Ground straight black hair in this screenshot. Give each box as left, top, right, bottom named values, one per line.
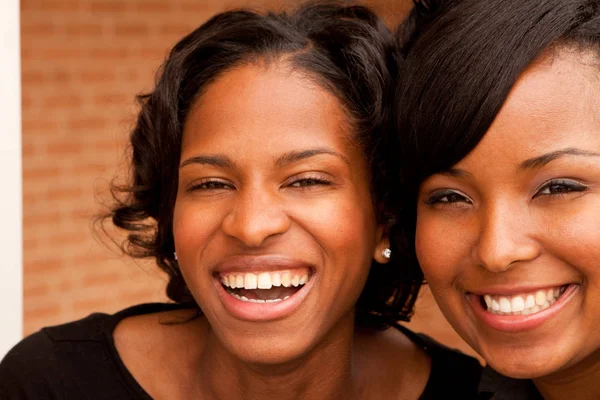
left=392, top=0, right=600, bottom=285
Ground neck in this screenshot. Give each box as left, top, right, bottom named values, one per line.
left=534, top=349, right=600, bottom=400
left=196, top=316, right=364, bottom=400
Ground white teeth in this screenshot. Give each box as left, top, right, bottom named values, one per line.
left=511, top=296, right=525, bottom=312
left=257, top=273, right=272, bottom=289
left=220, top=270, right=310, bottom=289
left=227, top=292, right=288, bottom=303
left=535, top=291, right=546, bottom=306
left=491, top=299, right=500, bottom=311
left=484, top=287, right=566, bottom=316
left=499, top=297, right=511, bottom=313
left=484, top=295, right=492, bottom=308
left=244, top=273, right=257, bottom=290
left=236, top=275, right=244, bottom=289
left=272, top=273, right=281, bottom=287
left=281, top=272, right=291, bottom=287
left=525, top=295, right=535, bottom=308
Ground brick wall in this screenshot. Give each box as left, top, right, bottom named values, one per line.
left=21, top=0, right=477, bottom=358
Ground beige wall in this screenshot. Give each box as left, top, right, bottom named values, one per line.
left=21, top=0, right=477, bottom=359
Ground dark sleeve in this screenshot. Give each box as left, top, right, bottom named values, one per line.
left=418, top=333, right=483, bottom=400
left=0, top=331, right=63, bottom=400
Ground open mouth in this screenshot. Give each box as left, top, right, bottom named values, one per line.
left=481, top=285, right=569, bottom=316
left=219, top=268, right=313, bottom=303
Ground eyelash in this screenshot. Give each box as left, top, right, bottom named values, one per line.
left=424, top=179, right=589, bottom=206
left=186, top=175, right=332, bottom=192
left=187, top=179, right=234, bottom=192
left=424, top=190, right=471, bottom=206
left=534, top=179, right=588, bottom=198
left=287, top=175, right=332, bottom=189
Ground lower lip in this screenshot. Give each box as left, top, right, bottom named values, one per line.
left=469, top=284, right=579, bottom=333
left=215, top=274, right=316, bottom=322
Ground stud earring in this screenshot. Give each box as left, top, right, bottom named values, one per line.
left=382, top=248, right=391, bottom=259
left=174, top=251, right=178, bottom=261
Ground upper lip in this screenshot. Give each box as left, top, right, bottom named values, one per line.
left=468, top=283, right=572, bottom=297
left=214, top=255, right=314, bottom=274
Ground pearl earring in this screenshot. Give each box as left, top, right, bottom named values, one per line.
left=174, top=251, right=178, bottom=261
left=382, top=248, right=391, bottom=259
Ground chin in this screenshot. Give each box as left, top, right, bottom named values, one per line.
left=481, top=343, right=570, bottom=379
left=225, top=333, right=318, bottom=366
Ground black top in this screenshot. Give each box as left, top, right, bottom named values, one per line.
left=0, top=303, right=482, bottom=399
left=477, top=367, right=543, bottom=400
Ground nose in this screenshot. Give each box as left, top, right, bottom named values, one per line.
left=474, top=202, right=540, bottom=273
left=221, top=187, right=291, bottom=248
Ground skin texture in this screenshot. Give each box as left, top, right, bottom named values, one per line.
left=415, top=49, right=600, bottom=400
left=114, top=62, right=430, bottom=400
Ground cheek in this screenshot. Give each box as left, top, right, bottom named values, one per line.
left=415, top=212, right=465, bottom=285
left=293, top=194, right=377, bottom=259
left=172, top=199, right=224, bottom=263
left=542, top=197, right=600, bottom=283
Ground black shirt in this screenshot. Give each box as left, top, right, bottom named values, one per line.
left=478, top=366, right=543, bottom=400
left=0, top=303, right=482, bottom=399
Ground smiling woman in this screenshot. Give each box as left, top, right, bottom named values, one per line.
left=0, top=1, right=482, bottom=399
left=396, top=0, right=600, bottom=399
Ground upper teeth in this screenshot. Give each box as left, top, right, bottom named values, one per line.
left=483, top=286, right=566, bottom=316
left=220, top=269, right=310, bottom=290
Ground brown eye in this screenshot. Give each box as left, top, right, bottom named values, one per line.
left=188, top=179, right=234, bottom=192
left=534, top=179, right=588, bottom=198
left=425, top=190, right=472, bottom=205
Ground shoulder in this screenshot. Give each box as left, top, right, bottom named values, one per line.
left=0, top=329, right=61, bottom=398
left=414, top=331, right=483, bottom=399
left=0, top=303, right=186, bottom=399
left=0, top=312, right=110, bottom=399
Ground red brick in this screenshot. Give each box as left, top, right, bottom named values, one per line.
left=24, top=283, right=51, bottom=299
left=22, top=23, right=56, bottom=36
left=93, top=93, right=131, bottom=106
left=45, top=186, right=84, bottom=201
left=21, top=70, right=46, bottom=84
left=134, top=1, right=172, bottom=13
left=114, top=23, right=149, bottom=37
left=43, top=94, right=83, bottom=109
left=159, top=23, right=195, bottom=37
left=23, top=211, right=63, bottom=227
left=68, top=117, right=107, bottom=131
left=46, top=141, right=85, bottom=156
left=24, top=258, right=63, bottom=274
left=64, top=24, right=103, bottom=36
left=22, top=119, right=60, bottom=133
left=89, top=1, right=128, bottom=13
left=79, top=69, right=116, bottom=83
left=22, top=166, right=62, bottom=181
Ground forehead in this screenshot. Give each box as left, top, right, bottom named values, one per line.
left=181, top=62, right=355, bottom=154
left=458, top=49, right=600, bottom=170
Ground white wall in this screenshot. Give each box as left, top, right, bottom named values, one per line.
left=0, top=0, right=22, bottom=359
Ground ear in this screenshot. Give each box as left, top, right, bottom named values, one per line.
left=373, top=224, right=391, bottom=264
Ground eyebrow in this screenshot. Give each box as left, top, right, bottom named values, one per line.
left=275, top=148, right=350, bottom=168
left=180, top=154, right=234, bottom=169
left=438, top=168, right=473, bottom=178
left=519, top=148, right=600, bottom=170
left=179, top=148, right=349, bottom=169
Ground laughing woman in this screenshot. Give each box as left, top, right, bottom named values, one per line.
left=0, top=2, right=480, bottom=400
left=396, top=0, right=600, bottom=399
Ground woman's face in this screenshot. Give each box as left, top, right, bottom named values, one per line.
left=173, top=62, right=387, bottom=364
left=416, top=51, right=600, bottom=379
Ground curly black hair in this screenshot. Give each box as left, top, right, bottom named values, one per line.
left=108, top=1, right=423, bottom=329
left=392, top=0, right=600, bottom=288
